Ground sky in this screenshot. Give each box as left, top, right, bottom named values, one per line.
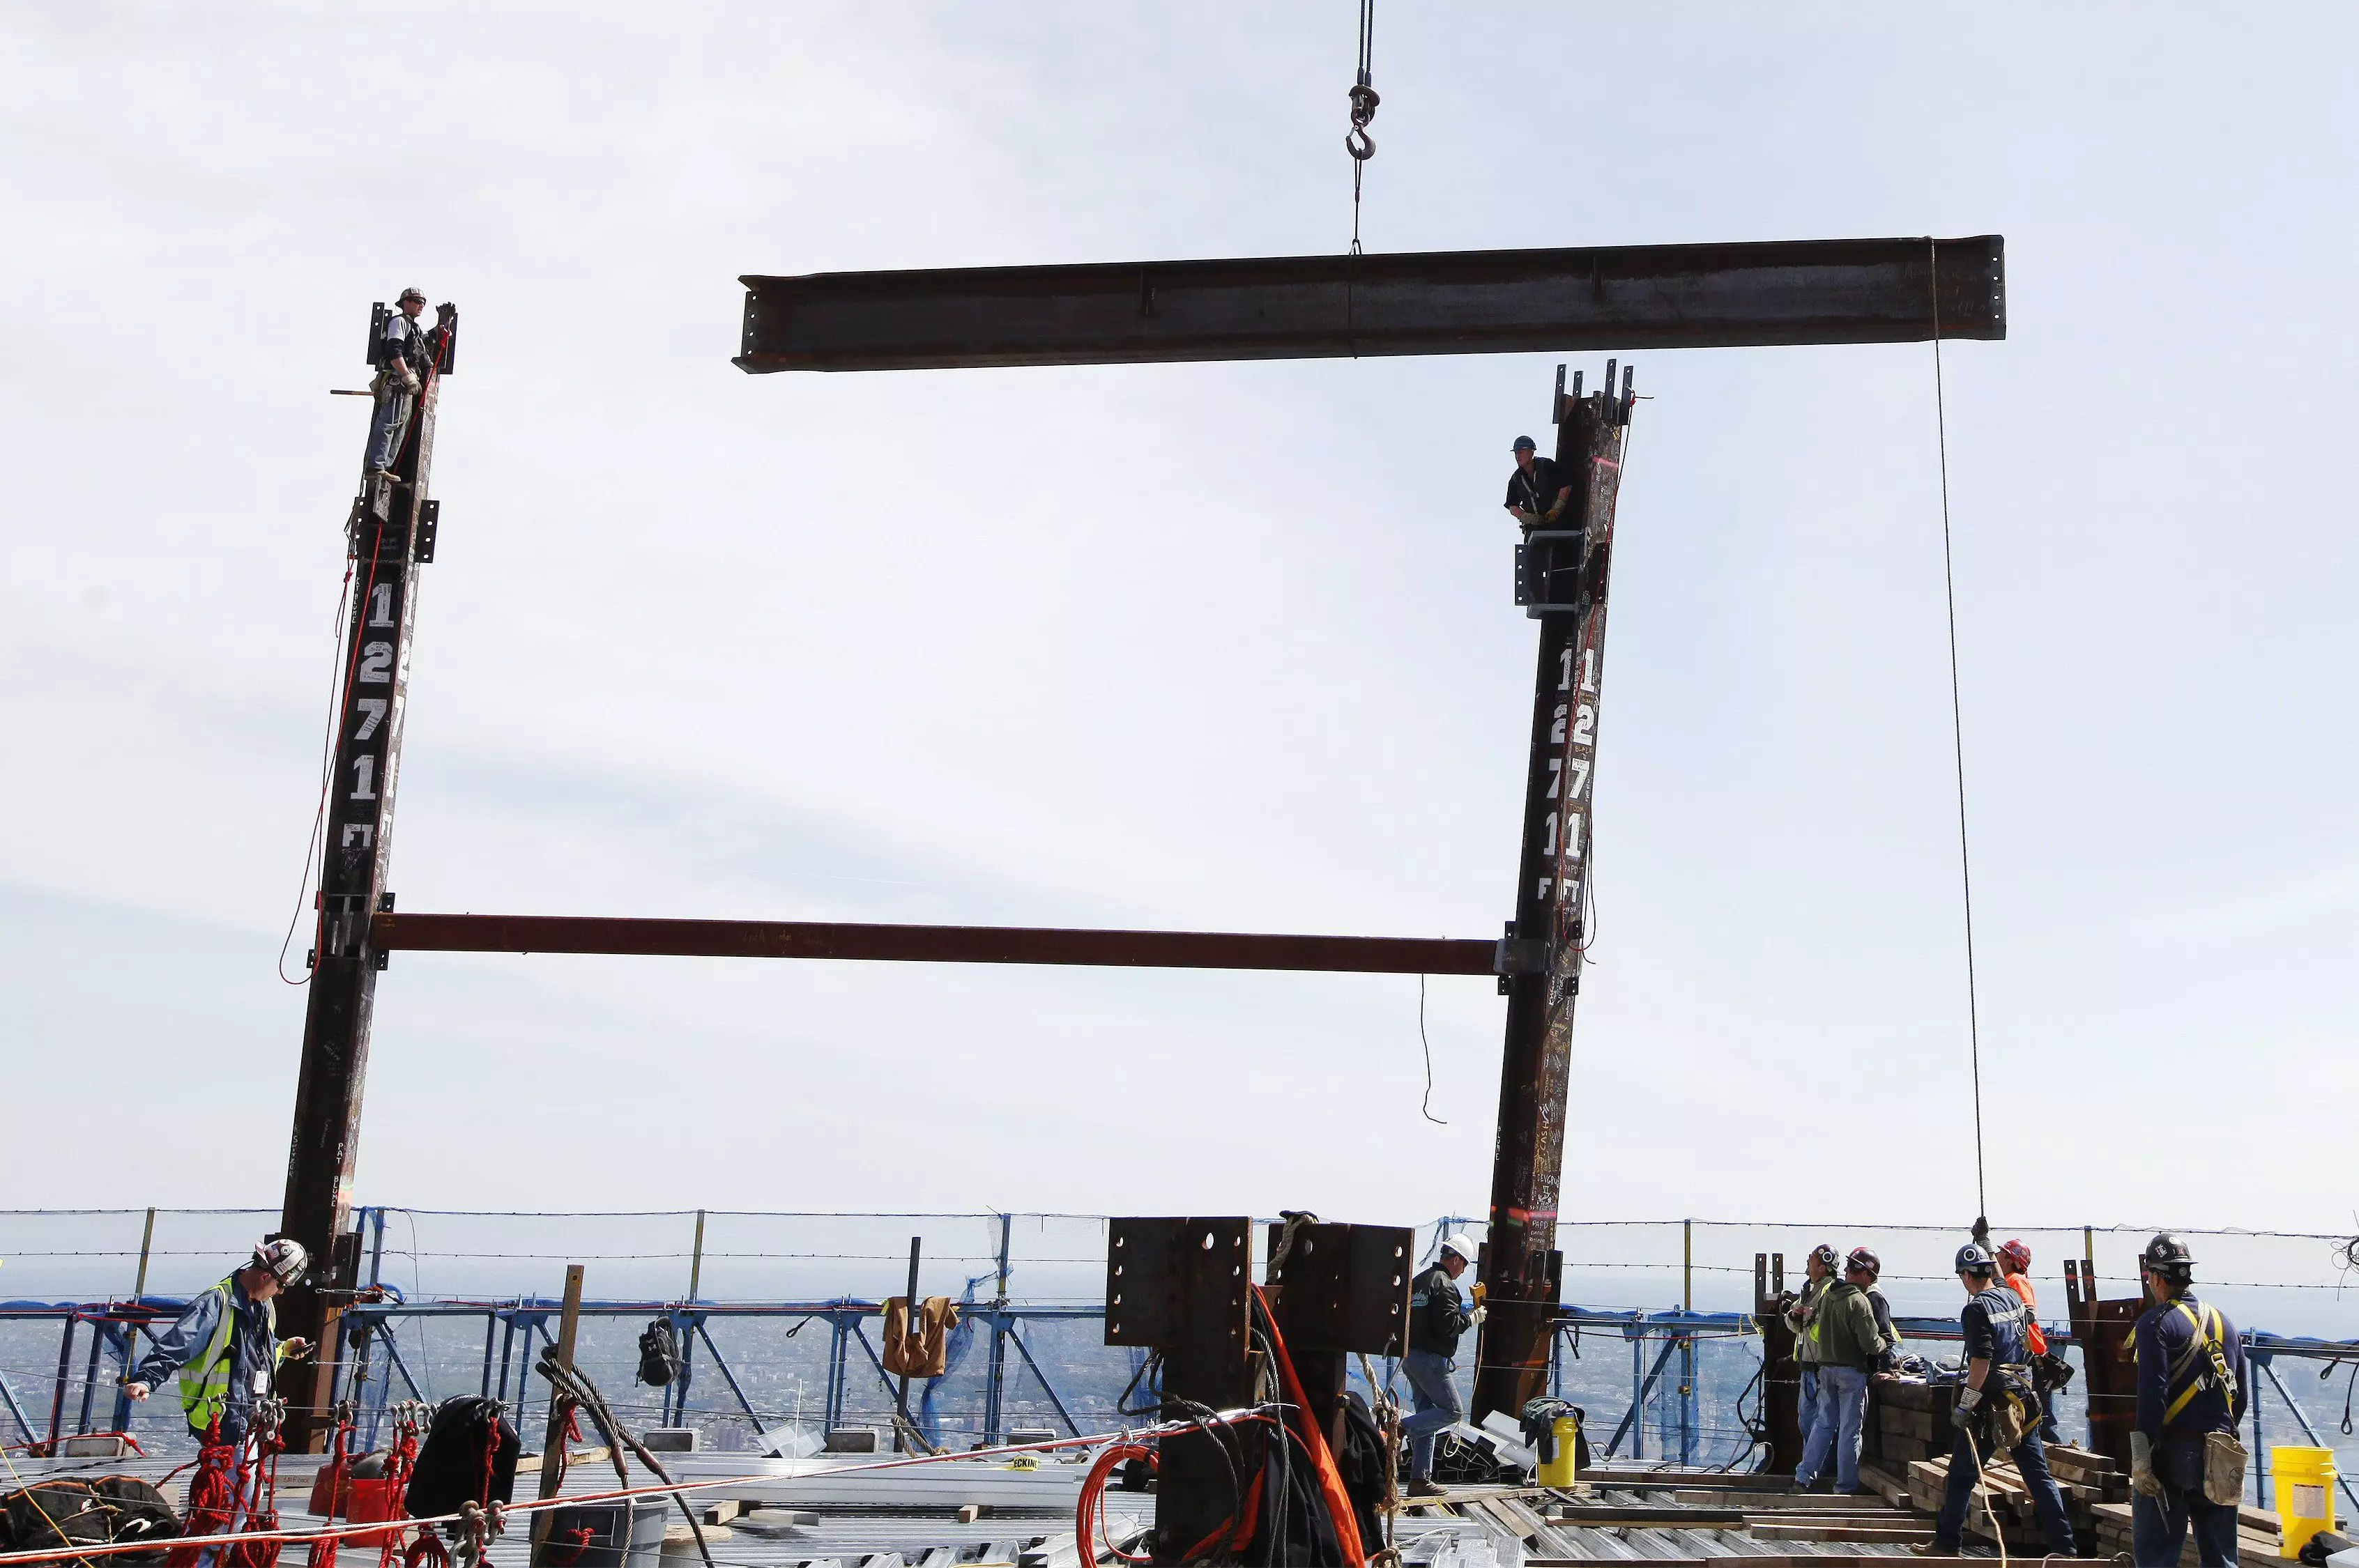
left=3, top=4, right=2354, bottom=1250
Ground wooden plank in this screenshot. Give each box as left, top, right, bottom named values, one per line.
left=1748, top=1521, right=1934, bottom=1542
left=1879, top=1406, right=1938, bottom=1440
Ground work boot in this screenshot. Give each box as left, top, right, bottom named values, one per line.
left=1405, top=1479, right=1444, bottom=1499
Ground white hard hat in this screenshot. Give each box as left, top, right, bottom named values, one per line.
left=1438, top=1233, right=1479, bottom=1266
left=253, top=1238, right=311, bottom=1286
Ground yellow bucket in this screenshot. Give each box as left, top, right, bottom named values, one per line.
left=1537, top=1413, right=1581, bottom=1488
left=2271, top=1445, right=2337, bottom=1559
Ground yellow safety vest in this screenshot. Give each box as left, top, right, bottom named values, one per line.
left=177, top=1276, right=277, bottom=1431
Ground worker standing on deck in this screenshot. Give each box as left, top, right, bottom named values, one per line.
left=121, top=1240, right=312, bottom=1446
left=365, top=288, right=434, bottom=484
left=1400, top=1232, right=1482, bottom=1497
left=1503, top=437, right=1571, bottom=532
left=1793, top=1251, right=1889, bottom=1494
left=1847, top=1247, right=1903, bottom=1371
left=1781, top=1243, right=1838, bottom=1463
left=1996, top=1238, right=2059, bottom=1440
left=1921, top=1243, right=2075, bottom=1557
left=2129, top=1233, right=2248, bottom=1568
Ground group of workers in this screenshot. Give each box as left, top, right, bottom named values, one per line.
left=1776, top=1229, right=2250, bottom=1567
left=109, top=1221, right=2257, bottom=1568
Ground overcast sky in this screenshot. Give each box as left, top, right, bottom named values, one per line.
left=3, top=4, right=2353, bottom=1246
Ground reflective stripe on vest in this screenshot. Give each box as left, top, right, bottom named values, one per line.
left=177, top=1278, right=238, bottom=1428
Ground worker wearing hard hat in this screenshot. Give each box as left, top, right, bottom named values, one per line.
left=121, top=1239, right=314, bottom=1446
left=1779, top=1243, right=1838, bottom=1465
left=2129, top=1233, right=2248, bottom=1568
left=1400, top=1232, right=1483, bottom=1497
left=1920, top=1242, right=2075, bottom=1557
left=1503, top=437, right=1572, bottom=532
left=365, top=288, right=434, bottom=484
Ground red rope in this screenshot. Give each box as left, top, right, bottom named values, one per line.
left=1074, top=1443, right=1154, bottom=1565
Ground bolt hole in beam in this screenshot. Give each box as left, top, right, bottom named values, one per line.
left=735, top=236, right=2003, bottom=373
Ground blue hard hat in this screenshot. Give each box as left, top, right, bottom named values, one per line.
left=1511, top=436, right=1538, bottom=452
left=1954, top=1242, right=1997, bottom=1274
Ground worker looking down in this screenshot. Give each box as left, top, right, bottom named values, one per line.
left=122, top=1240, right=312, bottom=1445
left=1849, top=1247, right=1903, bottom=1371
left=1401, top=1231, right=1483, bottom=1497
left=2130, top=1233, right=2249, bottom=1568
left=365, top=288, right=434, bottom=484
left=1794, top=1248, right=1891, bottom=1494
left=1504, top=436, right=1571, bottom=532
left=1922, top=1243, right=2075, bottom=1557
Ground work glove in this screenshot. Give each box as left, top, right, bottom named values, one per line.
left=1468, top=1305, right=1488, bottom=1327
left=2130, top=1432, right=2164, bottom=1498
left=1950, top=1386, right=1981, bottom=1431
left=395, top=361, right=421, bottom=393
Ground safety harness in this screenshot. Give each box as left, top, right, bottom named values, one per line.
left=2162, top=1299, right=2238, bottom=1424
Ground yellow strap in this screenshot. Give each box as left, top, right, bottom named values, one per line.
left=2161, top=1303, right=2223, bottom=1422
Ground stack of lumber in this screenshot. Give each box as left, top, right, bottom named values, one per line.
left=1866, top=1376, right=1957, bottom=1467
left=1903, top=1456, right=2052, bottom=1551
left=2047, top=1442, right=2129, bottom=1504
left=2088, top=1498, right=2284, bottom=1566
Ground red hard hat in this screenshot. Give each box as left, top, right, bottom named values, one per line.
left=1997, top=1238, right=2032, bottom=1275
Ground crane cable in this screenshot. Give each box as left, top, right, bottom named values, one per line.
left=1346, top=0, right=1377, bottom=256
left=1929, top=239, right=1988, bottom=1223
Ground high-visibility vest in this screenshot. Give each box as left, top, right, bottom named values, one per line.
left=177, top=1277, right=274, bottom=1431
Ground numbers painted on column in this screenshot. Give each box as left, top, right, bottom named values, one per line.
left=1549, top=703, right=1567, bottom=744
left=358, top=642, right=392, bottom=683
left=353, top=698, right=387, bottom=741
left=1568, top=703, right=1596, bottom=748
left=350, top=755, right=377, bottom=801
left=1558, top=647, right=1575, bottom=692
left=1580, top=646, right=1598, bottom=694
left=369, top=583, right=395, bottom=628
left=1563, top=758, right=1590, bottom=801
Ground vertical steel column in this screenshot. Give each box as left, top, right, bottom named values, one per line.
left=984, top=1214, right=1013, bottom=1445
left=109, top=1210, right=153, bottom=1434
left=824, top=1316, right=847, bottom=1431
left=537, top=1266, right=586, bottom=1511
left=891, top=1238, right=921, bottom=1451
left=1474, top=367, right=1631, bottom=1423
left=47, top=1316, right=77, bottom=1447
left=1681, top=1219, right=1695, bottom=1466
left=280, top=304, right=456, bottom=1453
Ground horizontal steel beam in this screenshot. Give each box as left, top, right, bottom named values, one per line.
left=372, top=912, right=1498, bottom=976
left=735, top=235, right=2003, bottom=371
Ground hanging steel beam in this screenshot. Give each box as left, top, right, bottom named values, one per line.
left=372, top=911, right=1499, bottom=976
left=735, top=235, right=2003, bottom=372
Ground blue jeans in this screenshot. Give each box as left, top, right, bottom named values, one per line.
left=366, top=383, right=413, bottom=472
left=2132, top=1440, right=2240, bottom=1567
left=1932, top=1420, right=2076, bottom=1554
left=1400, top=1349, right=1462, bottom=1482
left=1795, top=1365, right=1869, bottom=1491
left=1794, top=1365, right=1822, bottom=1464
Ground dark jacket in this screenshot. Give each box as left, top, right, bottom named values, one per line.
left=1813, top=1282, right=1888, bottom=1371
left=2135, top=1293, right=2246, bottom=1445
left=1409, top=1263, right=1471, bottom=1358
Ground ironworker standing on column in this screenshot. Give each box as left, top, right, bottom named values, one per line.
left=365, top=287, right=434, bottom=484
left=1503, top=436, right=1571, bottom=532
left=2129, top=1233, right=2248, bottom=1568
left=1921, top=1243, right=2075, bottom=1558
left=1401, top=1233, right=1483, bottom=1497
left=121, top=1240, right=312, bottom=1446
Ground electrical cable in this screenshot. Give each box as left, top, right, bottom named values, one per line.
left=1928, top=238, right=1990, bottom=1222
left=1416, top=975, right=1446, bottom=1125
left=275, top=556, right=357, bottom=984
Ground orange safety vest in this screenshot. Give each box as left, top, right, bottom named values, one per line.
left=2003, top=1272, right=2050, bottom=1357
